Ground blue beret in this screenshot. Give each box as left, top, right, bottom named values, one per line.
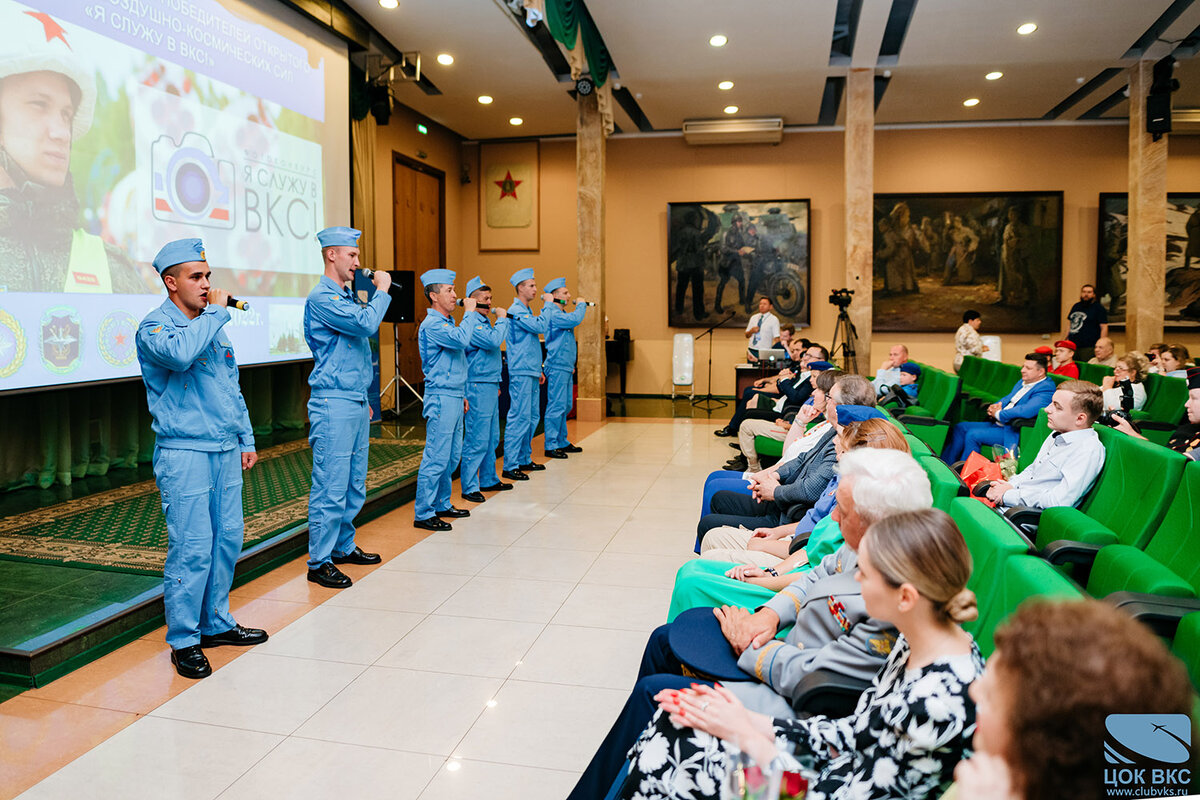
left=153, top=238, right=205, bottom=274
left=420, top=269, right=456, bottom=287
left=509, top=267, right=535, bottom=287
left=544, top=277, right=566, bottom=293
left=836, top=404, right=888, bottom=424
left=465, top=276, right=489, bottom=297
left=899, top=362, right=921, bottom=377
left=316, top=226, right=361, bottom=248
left=808, top=360, right=834, bottom=371
left=666, top=608, right=755, bottom=682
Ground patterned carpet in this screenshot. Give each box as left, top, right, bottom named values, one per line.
left=0, top=439, right=424, bottom=574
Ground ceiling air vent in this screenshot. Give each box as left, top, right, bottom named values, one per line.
left=682, top=117, right=784, bottom=145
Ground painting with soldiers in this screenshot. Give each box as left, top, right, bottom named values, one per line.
left=871, top=192, right=1064, bottom=332
left=666, top=200, right=810, bottom=328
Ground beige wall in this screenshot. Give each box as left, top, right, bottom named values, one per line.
left=375, top=117, right=1200, bottom=396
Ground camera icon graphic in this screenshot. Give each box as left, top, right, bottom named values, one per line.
left=151, top=132, right=235, bottom=229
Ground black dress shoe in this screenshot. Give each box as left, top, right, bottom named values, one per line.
left=501, top=469, right=529, bottom=481
left=415, top=516, right=453, bottom=531
left=201, top=624, right=269, bottom=648
left=480, top=482, right=514, bottom=491
left=171, top=645, right=212, bottom=679
left=544, top=449, right=568, bottom=459
left=332, top=546, right=382, bottom=565
left=562, top=443, right=583, bottom=453
left=520, top=462, right=547, bottom=471
left=307, top=562, right=353, bottom=589
left=462, top=491, right=486, bottom=503
left=729, top=442, right=742, bottom=449
left=436, top=506, right=470, bottom=518
left=723, top=458, right=748, bottom=471
left=714, top=428, right=734, bottom=437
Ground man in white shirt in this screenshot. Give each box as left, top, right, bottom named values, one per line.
left=985, top=380, right=1106, bottom=509
left=744, top=296, right=780, bottom=357
left=872, top=344, right=909, bottom=395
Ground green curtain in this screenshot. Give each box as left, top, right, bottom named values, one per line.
left=0, top=361, right=311, bottom=491
left=544, top=0, right=612, bottom=87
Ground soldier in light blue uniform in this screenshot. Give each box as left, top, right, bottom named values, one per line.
left=136, top=238, right=267, bottom=679
left=302, top=227, right=392, bottom=590
left=541, top=277, right=589, bottom=458
left=460, top=275, right=512, bottom=503
left=502, top=268, right=555, bottom=481
left=415, top=269, right=475, bottom=531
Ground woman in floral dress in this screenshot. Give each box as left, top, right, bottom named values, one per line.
left=620, top=508, right=983, bottom=800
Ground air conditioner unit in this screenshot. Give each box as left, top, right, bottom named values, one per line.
left=682, top=117, right=784, bottom=145
left=1171, top=108, right=1200, bottom=134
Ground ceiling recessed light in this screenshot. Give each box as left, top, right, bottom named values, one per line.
left=709, top=34, right=727, bottom=47
left=477, top=95, right=493, bottom=105
left=436, top=53, right=454, bottom=66
left=963, top=98, right=980, bottom=107
left=724, top=105, right=739, bottom=114
left=718, top=80, right=734, bottom=91
left=985, top=71, right=1003, bottom=81
left=509, top=117, right=523, bottom=126
left=1016, top=22, right=1037, bottom=35
left=378, top=0, right=397, bottom=8
left=446, top=761, right=461, bottom=773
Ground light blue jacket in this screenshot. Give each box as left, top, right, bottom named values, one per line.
left=136, top=300, right=254, bottom=453
left=543, top=302, right=587, bottom=373
left=465, top=311, right=509, bottom=384
left=304, top=275, right=391, bottom=401
left=506, top=299, right=548, bottom=377
left=418, top=308, right=471, bottom=396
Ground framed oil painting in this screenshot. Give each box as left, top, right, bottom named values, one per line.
left=666, top=200, right=810, bottom=328
left=1097, top=192, right=1200, bottom=328
left=872, top=192, right=1064, bottom=332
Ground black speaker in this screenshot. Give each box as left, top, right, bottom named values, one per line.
left=383, top=270, right=415, bottom=323
left=1147, top=55, right=1179, bottom=138
left=369, top=84, right=391, bottom=126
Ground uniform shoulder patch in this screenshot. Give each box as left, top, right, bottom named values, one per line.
left=869, top=632, right=897, bottom=656
left=151, top=325, right=163, bottom=334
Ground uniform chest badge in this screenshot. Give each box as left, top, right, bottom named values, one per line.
left=828, top=596, right=851, bottom=632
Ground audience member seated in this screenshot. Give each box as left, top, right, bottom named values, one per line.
left=873, top=343, right=909, bottom=395
left=952, top=600, right=1192, bottom=800
left=1113, top=366, right=1200, bottom=459
left=1048, top=340, right=1079, bottom=378
left=1159, top=343, right=1192, bottom=378
left=1145, top=342, right=1169, bottom=374
left=942, top=353, right=1055, bottom=463
left=981, top=380, right=1105, bottom=509
left=778, top=322, right=795, bottom=354
left=726, top=361, right=834, bottom=473
left=619, top=509, right=981, bottom=800
left=566, top=449, right=933, bottom=800
left=880, top=361, right=920, bottom=408
left=714, top=343, right=828, bottom=438
left=1099, top=351, right=1148, bottom=412
left=1087, top=336, right=1118, bottom=367
left=954, top=309, right=987, bottom=373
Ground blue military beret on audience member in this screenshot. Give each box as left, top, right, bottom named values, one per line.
left=153, top=238, right=206, bottom=274
left=316, top=226, right=361, bottom=248
left=667, top=608, right=756, bottom=682
left=900, top=362, right=921, bottom=377
left=510, top=267, right=535, bottom=287
left=465, top=276, right=489, bottom=297
left=1188, top=367, right=1200, bottom=391
left=544, top=277, right=566, bottom=293
left=836, top=405, right=888, bottom=424
left=808, top=360, right=834, bottom=371
left=420, top=269, right=456, bottom=287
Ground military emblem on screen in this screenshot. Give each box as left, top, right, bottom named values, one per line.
left=1103, top=714, right=1192, bottom=797
left=0, top=308, right=27, bottom=379
left=40, top=307, right=82, bottom=375
left=98, top=311, right=138, bottom=367
left=151, top=132, right=236, bottom=229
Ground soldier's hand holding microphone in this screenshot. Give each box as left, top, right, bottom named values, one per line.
left=371, top=269, right=392, bottom=293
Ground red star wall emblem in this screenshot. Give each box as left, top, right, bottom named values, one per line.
left=494, top=170, right=522, bottom=200
left=25, top=12, right=71, bottom=50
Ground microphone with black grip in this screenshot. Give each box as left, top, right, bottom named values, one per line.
left=226, top=296, right=250, bottom=311
left=456, top=299, right=491, bottom=309
left=554, top=299, right=597, bottom=307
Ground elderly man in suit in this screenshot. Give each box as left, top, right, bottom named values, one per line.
left=942, top=352, right=1057, bottom=464
left=566, top=448, right=934, bottom=800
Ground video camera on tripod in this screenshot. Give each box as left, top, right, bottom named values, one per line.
left=828, top=288, right=859, bottom=374
left=829, top=288, right=855, bottom=310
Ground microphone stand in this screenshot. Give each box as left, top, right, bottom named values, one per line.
left=691, top=311, right=736, bottom=410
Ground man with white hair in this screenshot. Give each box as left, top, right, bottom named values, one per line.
left=568, top=447, right=934, bottom=800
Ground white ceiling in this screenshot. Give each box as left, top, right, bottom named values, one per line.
left=342, top=0, right=1200, bottom=139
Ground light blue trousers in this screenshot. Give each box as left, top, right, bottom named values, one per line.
left=544, top=369, right=574, bottom=451
left=504, top=374, right=540, bottom=471
left=416, top=393, right=464, bottom=519
left=461, top=382, right=501, bottom=494
left=154, top=446, right=242, bottom=650
left=307, top=396, right=369, bottom=569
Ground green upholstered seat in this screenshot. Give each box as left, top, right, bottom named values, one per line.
left=964, top=554, right=1083, bottom=658
left=1135, top=373, right=1188, bottom=424
left=951, top=497, right=1033, bottom=641
left=919, top=455, right=967, bottom=511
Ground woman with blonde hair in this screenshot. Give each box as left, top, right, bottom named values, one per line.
left=624, top=508, right=983, bottom=800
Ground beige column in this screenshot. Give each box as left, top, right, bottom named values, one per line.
left=844, top=68, right=874, bottom=374
left=575, top=89, right=607, bottom=421
left=1126, top=60, right=1168, bottom=350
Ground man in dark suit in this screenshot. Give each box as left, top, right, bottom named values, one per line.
left=942, top=352, right=1056, bottom=463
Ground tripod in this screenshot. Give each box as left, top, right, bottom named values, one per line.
left=691, top=311, right=736, bottom=410
left=380, top=323, right=424, bottom=418
left=829, top=306, right=861, bottom=375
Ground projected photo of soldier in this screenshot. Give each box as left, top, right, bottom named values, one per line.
left=0, top=8, right=146, bottom=294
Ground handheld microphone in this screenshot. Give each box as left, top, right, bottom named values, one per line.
left=555, top=299, right=597, bottom=307
left=360, top=268, right=375, bottom=278
left=456, top=299, right=491, bottom=309
left=227, top=296, right=250, bottom=311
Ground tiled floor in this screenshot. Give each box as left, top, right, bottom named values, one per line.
left=2, top=419, right=735, bottom=800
